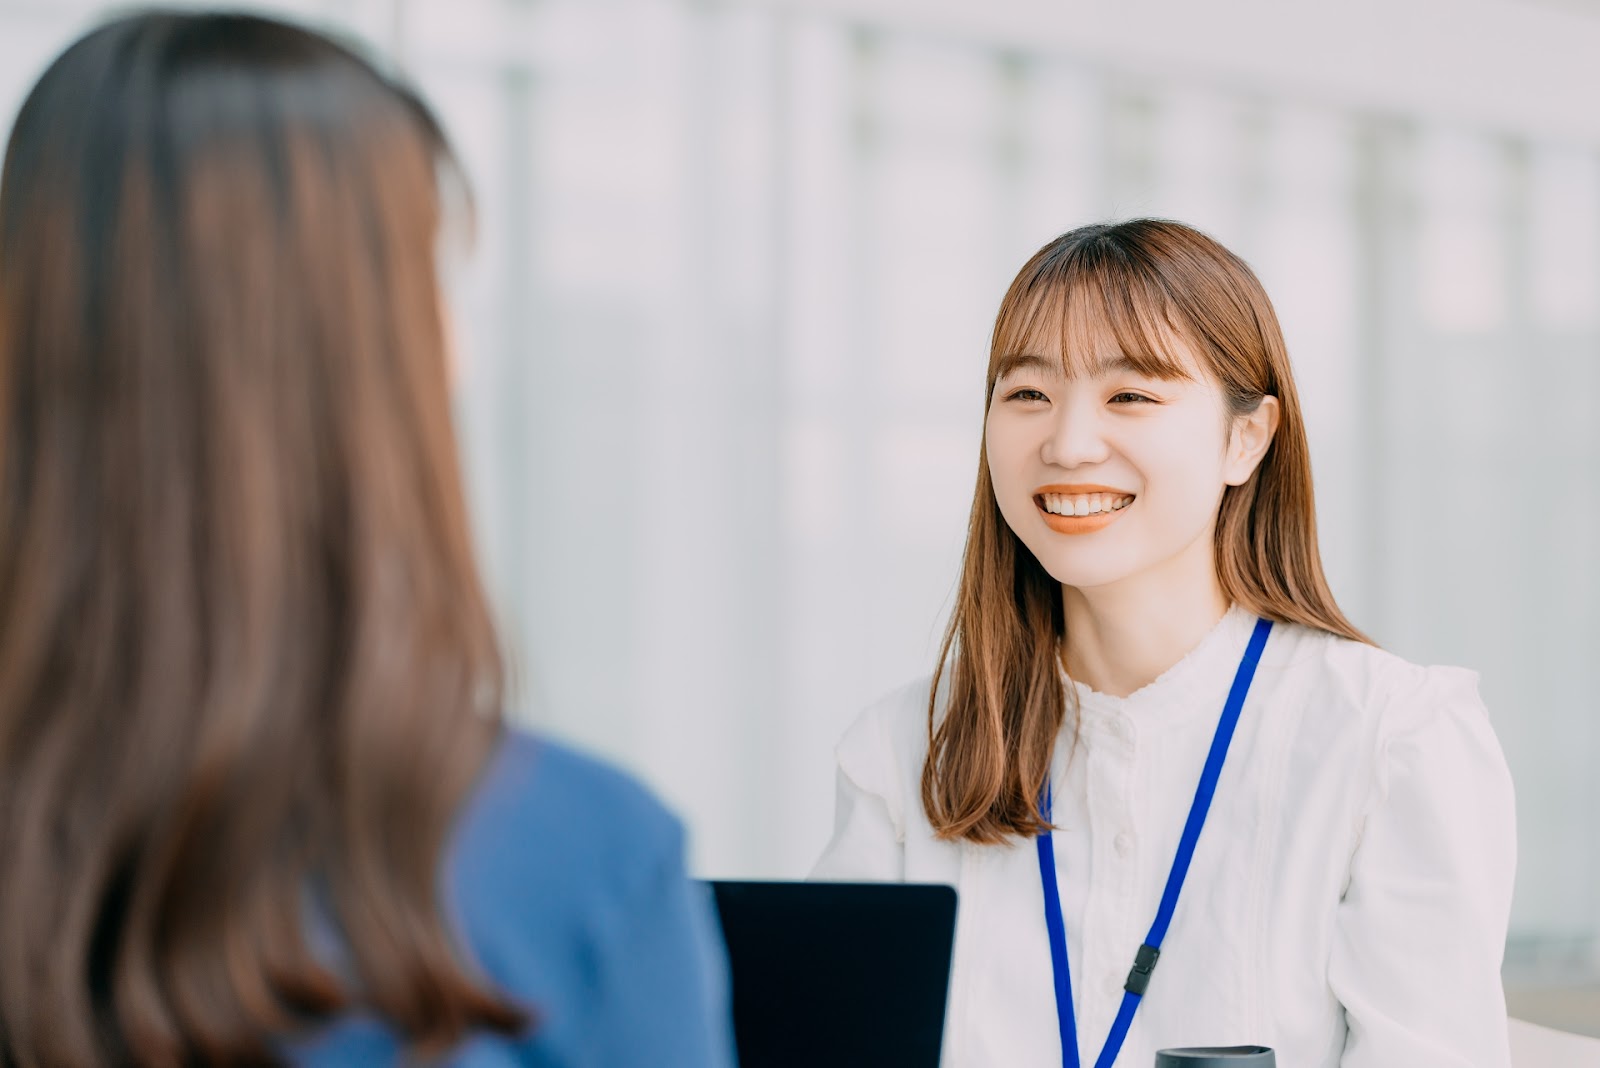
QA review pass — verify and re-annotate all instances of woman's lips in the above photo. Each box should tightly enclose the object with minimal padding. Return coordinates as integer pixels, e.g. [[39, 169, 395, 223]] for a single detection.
[[1033, 484, 1135, 535]]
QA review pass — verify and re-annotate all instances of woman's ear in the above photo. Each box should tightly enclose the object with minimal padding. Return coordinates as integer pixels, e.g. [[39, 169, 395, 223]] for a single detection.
[[1223, 395, 1281, 486]]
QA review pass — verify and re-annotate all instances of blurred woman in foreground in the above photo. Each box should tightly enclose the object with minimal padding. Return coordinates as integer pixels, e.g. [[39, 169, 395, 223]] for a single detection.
[[0, 11, 733, 1066]]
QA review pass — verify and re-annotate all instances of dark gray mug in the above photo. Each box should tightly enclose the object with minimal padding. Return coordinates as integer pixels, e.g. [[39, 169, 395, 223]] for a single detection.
[[1155, 1047, 1276, 1067]]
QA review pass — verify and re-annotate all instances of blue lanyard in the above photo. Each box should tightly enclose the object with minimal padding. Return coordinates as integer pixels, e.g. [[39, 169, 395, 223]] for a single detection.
[[1036, 617, 1272, 1068]]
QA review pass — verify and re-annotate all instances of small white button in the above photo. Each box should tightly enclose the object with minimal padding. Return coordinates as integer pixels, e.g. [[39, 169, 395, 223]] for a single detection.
[[1114, 832, 1133, 857]]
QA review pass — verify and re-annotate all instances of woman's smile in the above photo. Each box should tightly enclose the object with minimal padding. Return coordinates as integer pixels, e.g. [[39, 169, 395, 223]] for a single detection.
[[1033, 482, 1136, 534]]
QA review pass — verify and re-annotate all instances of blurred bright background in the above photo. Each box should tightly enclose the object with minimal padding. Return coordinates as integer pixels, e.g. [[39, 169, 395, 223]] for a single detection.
[[4, 0, 1598, 1034]]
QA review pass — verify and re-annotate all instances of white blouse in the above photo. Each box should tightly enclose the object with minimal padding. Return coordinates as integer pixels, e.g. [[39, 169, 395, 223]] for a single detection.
[[811, 606, 1517, 1068]]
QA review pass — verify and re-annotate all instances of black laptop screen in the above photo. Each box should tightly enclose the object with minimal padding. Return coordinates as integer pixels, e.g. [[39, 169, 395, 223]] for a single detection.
[[705, 881, 957, 1068]]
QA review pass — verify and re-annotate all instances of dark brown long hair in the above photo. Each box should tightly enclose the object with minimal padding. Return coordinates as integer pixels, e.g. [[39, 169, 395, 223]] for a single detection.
[[0, 11, 524, 1064], [923, 220, 1371, 844]]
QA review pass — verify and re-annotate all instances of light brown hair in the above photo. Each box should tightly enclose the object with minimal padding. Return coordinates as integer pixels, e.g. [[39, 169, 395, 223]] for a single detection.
[[0, 11, 523, 1064], [922, 219, 1371, 845]]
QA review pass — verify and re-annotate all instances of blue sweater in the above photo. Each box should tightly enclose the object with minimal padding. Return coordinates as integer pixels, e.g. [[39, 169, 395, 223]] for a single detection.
[[290, 729, 737, 1066]]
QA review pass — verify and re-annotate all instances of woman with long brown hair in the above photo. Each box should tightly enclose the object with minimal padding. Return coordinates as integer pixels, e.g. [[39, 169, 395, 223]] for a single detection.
[[0, 11, 732, 1066], [814, 220, 1515, 1067]]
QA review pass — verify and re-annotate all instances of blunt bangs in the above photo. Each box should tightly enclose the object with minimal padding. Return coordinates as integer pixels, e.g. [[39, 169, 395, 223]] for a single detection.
[[991, 236, 1205, 390]]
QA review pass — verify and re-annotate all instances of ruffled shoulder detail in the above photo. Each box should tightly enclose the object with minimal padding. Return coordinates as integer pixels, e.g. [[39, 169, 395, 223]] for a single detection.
[[833, 675, 940, 842]]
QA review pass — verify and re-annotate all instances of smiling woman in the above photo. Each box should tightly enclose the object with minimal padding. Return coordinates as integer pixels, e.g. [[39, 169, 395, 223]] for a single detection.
[[813, 219, 1517, 1068], [939, 221, 1369, 842]]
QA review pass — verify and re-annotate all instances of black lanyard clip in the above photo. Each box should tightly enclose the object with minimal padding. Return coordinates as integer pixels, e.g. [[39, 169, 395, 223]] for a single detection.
[[1124, 943, 1162, 996]]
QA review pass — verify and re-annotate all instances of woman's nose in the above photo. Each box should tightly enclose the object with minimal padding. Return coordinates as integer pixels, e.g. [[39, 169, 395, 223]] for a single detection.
[[1040, 404, 1111, 469]]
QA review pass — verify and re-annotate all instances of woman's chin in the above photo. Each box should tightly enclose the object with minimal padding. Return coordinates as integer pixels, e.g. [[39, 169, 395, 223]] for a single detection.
[[1028, 549, 1141, 592]]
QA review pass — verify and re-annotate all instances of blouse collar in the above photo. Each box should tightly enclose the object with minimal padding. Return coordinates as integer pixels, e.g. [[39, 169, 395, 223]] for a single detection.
[[1060, 603, 1262, 729]]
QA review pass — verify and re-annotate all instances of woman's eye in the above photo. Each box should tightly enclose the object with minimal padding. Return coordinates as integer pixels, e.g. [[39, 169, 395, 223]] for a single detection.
[[1109, 391, 1155, 404], [1006, 388, 1048, 403]]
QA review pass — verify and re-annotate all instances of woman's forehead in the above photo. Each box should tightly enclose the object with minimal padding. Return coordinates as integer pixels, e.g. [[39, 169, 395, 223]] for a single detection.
[[1001, 284, 1203, 382]]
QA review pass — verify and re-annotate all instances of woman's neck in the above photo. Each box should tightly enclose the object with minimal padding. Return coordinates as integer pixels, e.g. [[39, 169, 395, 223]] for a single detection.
[[1060, 550, 1230, 699]]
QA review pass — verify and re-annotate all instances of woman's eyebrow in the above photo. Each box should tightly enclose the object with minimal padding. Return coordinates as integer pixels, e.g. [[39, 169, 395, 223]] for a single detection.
[[1078, 353, 1141, 377], [994, 352, 1063, 380], [995, 350, 1176, 383], [996, 351, 1148, 379]]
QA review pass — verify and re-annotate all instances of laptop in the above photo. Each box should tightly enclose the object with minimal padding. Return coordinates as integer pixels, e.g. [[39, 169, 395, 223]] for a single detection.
[[703, 881, 958, 1068]]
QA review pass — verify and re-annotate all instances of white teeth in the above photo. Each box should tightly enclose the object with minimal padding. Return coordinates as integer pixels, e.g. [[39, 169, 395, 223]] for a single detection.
[[1040, 493, 1135, 516]]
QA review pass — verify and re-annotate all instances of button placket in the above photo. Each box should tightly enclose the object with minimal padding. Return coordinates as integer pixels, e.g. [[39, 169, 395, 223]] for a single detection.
[[1104, 969, 1124, 999], [1081, 714, 1139, 1037]]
